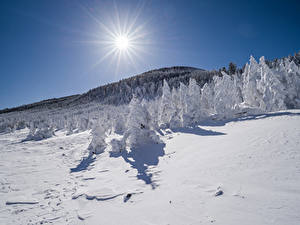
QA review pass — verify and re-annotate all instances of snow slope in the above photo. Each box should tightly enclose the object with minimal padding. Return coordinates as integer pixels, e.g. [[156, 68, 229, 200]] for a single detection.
[[1, 110, 300, 225]]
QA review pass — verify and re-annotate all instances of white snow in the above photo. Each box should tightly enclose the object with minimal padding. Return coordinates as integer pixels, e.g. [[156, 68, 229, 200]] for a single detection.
[[1, 110, 300, 225]]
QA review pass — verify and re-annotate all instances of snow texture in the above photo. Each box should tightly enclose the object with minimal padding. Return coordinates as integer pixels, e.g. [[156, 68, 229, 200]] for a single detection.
[[0, 110, 300, 225]]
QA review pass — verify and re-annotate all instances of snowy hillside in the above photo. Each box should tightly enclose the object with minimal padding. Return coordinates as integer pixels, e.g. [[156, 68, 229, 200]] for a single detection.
[[1, 52, 300, 224], [1, 53, 300, 151], [1, 110, 300, 225]]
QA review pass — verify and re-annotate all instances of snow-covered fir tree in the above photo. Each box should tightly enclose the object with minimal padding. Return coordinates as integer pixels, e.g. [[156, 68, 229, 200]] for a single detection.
[[158, 80, 174, 128], [123, 95, 161, 148]]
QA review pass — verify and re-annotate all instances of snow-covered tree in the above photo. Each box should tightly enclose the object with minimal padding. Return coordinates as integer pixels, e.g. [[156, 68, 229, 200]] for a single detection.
[[168, 83, 184, 128], [200, 81, 215, 117], [25, 120, 55, 141], [88, 122, 108, 154], [186, 78, 202, 124], [242, 56, 264, 109], [158, 80, 174, 128], [213, 72, 243, 118], [123, 96, 161, 148], [256, 56, 287, 111]]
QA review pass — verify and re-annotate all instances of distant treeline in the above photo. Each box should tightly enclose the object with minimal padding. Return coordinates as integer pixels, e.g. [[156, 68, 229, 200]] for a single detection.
[[1, 51, 299, 114]]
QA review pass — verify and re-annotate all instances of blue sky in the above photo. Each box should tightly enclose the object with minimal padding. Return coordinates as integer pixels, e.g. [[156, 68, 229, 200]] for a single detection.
[[0, 0, 299, 109]]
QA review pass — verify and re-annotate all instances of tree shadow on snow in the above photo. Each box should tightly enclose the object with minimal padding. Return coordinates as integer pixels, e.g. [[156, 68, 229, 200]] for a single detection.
[[199, 111, 300, 127], [70, 153, 96, 173], [110, 143, 166, 189], [170, 126, 226, 136], [108, 126, 226, 188], [69, 111, 300, 185]]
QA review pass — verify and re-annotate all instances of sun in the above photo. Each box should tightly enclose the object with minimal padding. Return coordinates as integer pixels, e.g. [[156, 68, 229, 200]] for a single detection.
[[115, 35, 129, 50], [79, 1, 153, 76]]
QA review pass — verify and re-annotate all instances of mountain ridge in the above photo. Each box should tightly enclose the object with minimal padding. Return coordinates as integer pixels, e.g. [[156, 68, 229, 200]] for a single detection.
[[1, 51, 300, 114], [0, 66, 204, 114]]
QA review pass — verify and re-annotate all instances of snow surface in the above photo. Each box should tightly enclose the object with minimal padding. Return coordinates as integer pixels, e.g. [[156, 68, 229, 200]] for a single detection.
[[1, 110, 300, 225]]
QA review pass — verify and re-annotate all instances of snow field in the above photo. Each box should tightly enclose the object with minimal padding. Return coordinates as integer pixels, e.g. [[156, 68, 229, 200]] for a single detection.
[[1, 110, 300, 225]]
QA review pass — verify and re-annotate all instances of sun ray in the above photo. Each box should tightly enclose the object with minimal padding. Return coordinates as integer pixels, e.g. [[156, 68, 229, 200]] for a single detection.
[[125, 2, 144, 36], [113, 1, 122, 36], [78, 3, 117, 40], [127, 47, 147, 70], [125, 49, 139, 73], [114, 48, 123, 79], [89, 48, 116, 72], [79, 1, 153, 77]]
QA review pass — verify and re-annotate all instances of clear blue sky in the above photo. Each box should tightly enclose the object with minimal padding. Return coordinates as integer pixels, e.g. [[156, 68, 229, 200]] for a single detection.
[[0, 0, 299, 109]]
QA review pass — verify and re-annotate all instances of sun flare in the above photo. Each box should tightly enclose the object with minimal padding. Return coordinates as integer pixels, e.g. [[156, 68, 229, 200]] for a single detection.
[[80, 2, 153, 75], [115, 35, 129, 50]]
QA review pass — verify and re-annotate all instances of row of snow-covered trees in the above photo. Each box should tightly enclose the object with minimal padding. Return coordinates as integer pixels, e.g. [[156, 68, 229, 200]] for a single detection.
[[1, 54, 300, 153], [88, 55, 300, 153]]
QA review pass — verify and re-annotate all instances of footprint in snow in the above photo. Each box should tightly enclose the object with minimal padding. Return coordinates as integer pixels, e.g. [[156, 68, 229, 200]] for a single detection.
[[214, 187, 223, 197], [123, 193, 132, 202]]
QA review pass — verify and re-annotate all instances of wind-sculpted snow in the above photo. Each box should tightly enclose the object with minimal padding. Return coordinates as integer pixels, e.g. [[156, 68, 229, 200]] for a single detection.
[[0, 53, 300, 164], [1, 110, 300, 225]]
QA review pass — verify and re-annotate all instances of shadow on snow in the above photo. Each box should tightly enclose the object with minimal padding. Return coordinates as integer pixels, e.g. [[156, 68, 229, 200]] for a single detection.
[[70, 111, 300, 185], [110, 143, 165, 189], [70, 153, 96, 173], [110, 126, 225, 188], [70, 126, 225, 187], [170, 126, 226, 136], [199, 111, 300, 127]]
